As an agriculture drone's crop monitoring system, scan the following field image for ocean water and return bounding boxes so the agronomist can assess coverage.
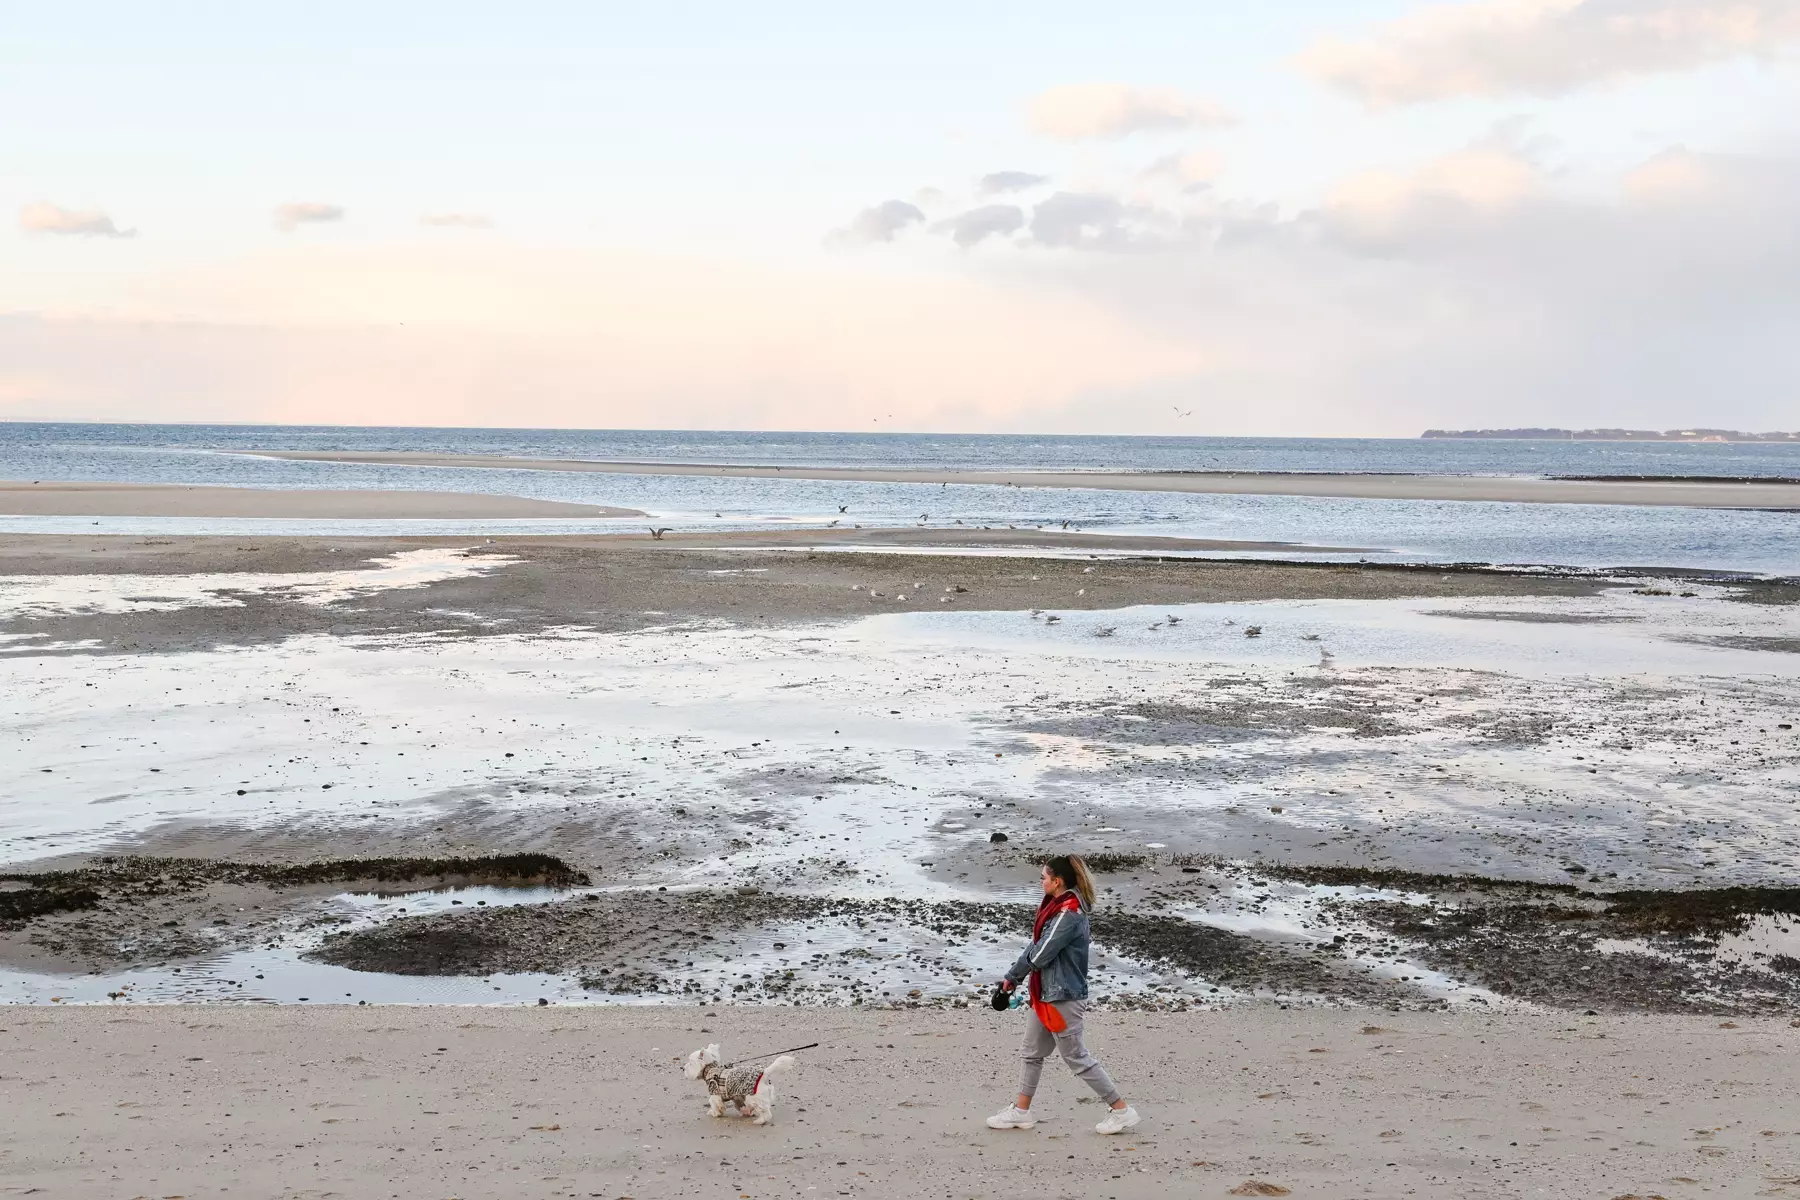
[8,421,1800,476]
[1,422,1797,573]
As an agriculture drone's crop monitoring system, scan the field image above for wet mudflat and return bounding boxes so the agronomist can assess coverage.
[4,536,1800,1013]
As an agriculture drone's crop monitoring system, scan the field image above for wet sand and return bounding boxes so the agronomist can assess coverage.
[0,533,1602,655]
[5,535,1800,1016]
[254,449,1800,508]
[0,479,643,519]
[5,1005,1795,1199]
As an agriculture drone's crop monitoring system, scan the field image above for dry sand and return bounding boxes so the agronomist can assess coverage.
[0,480,642,519]
[255,450,1800,509]
[4,1005,1795,1198]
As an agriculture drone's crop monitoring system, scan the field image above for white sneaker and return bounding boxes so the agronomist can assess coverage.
[986,1104,1037,1130]
[1095,1105,1140,1135]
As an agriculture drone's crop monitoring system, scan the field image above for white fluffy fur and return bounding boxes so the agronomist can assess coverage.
[682,1043,796,1126]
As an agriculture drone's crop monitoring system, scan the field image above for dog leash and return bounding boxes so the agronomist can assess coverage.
[730,1041,819,1065]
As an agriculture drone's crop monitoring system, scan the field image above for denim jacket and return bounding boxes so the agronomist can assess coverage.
[1004,892,1090,1003]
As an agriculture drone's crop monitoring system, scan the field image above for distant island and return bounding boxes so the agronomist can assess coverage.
[1422,427,1800,443]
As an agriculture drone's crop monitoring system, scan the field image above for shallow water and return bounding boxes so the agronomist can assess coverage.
[4,425,1798,571]
[0,548,511,621]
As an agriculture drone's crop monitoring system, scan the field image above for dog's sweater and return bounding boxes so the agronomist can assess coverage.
[703,1064,764,1106]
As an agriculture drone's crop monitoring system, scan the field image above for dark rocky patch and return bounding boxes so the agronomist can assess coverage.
[1599,885,1800,936]
[0,854,590,969]
[0,885,100,923]
[1675,635,1800,655]
[1424,610,1639,625]
[1080,853,1151,873]
[0,853,586,920]
[1334,881,1800,1014]
[1257,863,1581,896]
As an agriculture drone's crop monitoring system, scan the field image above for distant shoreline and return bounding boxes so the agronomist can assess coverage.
[1423,427,1800,443]
[248,451,1800,509]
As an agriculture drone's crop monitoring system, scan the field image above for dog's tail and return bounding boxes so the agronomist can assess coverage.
[761,1055,797,1077]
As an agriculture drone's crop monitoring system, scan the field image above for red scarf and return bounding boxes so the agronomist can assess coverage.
[1028,890,1082,1033]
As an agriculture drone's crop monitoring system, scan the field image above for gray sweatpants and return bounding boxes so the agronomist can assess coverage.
[1018,999,1121,1106]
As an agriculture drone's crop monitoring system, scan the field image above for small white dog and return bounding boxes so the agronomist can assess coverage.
[683,1043,796,1126]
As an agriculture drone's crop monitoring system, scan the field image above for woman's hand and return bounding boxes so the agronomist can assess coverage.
[998,979,1015,992]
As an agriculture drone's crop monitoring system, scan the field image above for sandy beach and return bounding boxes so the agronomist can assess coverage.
[0,480,643,519]
[253,450,1800,509]
[5,1005,1796,1198]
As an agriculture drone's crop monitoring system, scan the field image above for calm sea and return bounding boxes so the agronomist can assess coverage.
[1,422,1796,573]
[7,421,1800,476]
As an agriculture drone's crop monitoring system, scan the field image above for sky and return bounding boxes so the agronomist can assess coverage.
[5,0,1800,436]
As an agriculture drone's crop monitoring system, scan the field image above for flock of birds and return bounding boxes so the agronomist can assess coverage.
[650,502,1337,665]
[646,502,1091,539]
[841,567,1337,665]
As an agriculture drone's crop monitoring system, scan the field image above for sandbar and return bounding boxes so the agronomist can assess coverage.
[3,1005,1788,1198]
[0,479,643,519]
[254,449,1800,508]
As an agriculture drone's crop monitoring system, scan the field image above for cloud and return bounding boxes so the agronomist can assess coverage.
[19,202,133,238]
[825,199,926,248]
[273,202,345,232]
[1137,149,1224,191]
[978,171,1051,195]
[934,204,1026,248]
[969,143,1800,432]
[1028,83,1234,140]
[420,212,493,229]
[1297,0,1800,106]
[1321,131,1548,251]
[1027,192,1131,247]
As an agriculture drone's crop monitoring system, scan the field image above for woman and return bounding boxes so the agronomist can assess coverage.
[986,854,1140,1134]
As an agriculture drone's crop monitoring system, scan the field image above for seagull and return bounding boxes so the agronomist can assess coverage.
[1173,406,1193,418]
[1319,648,1336,665]
[1300,633,1321,642]
[1044,614,1061,624]
[648,527,670,540]
[1166,615,1182,625]
[1076,588,1086,596]
[1092,626,1117,638]
[839,505,849,513]
[1244,625,1263,638]
[828,520,840,527]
